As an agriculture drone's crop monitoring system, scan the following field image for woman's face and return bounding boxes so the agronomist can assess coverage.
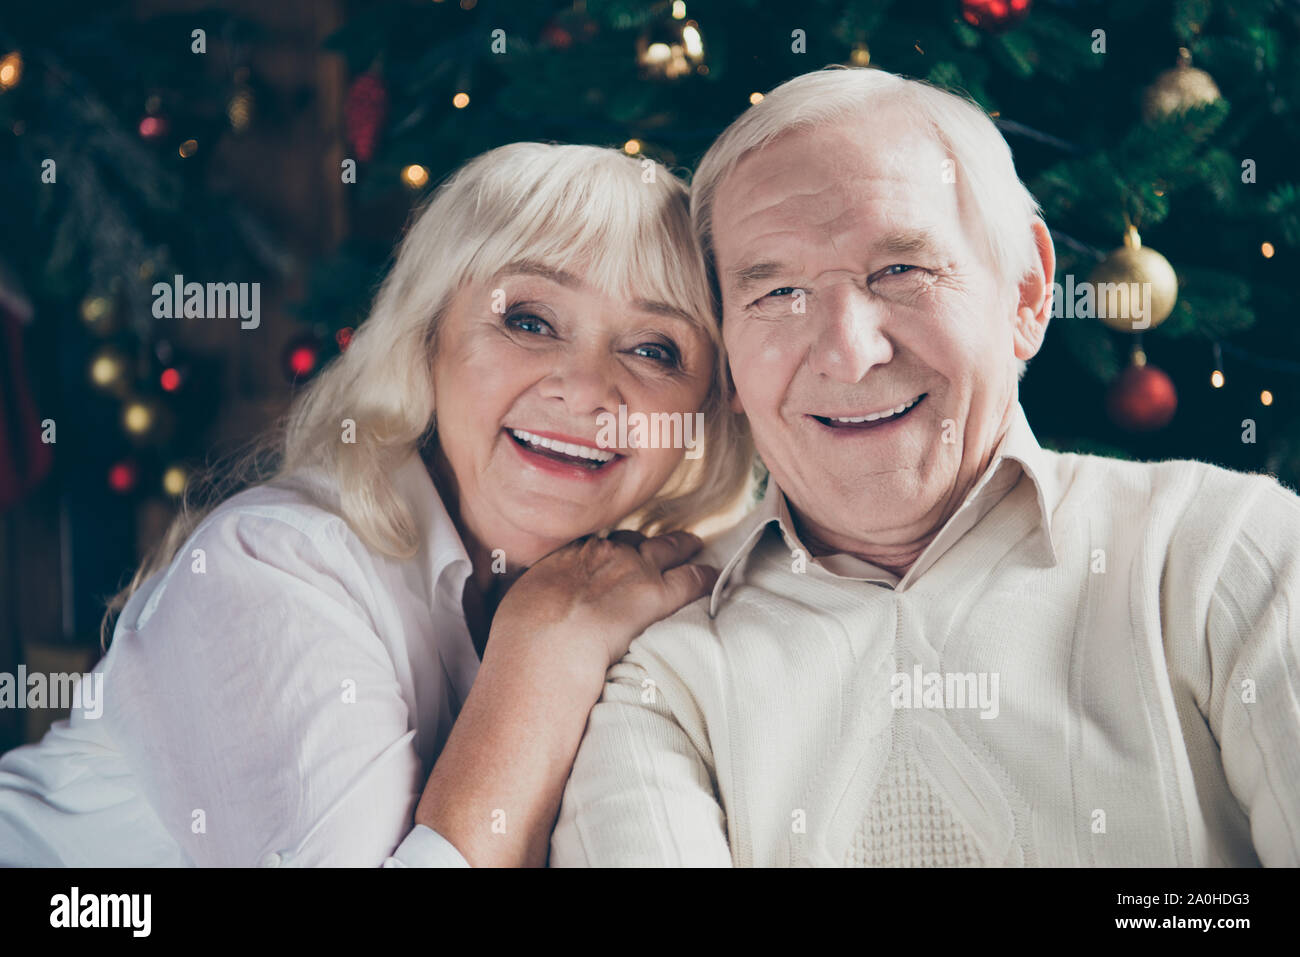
[431,263,715,564]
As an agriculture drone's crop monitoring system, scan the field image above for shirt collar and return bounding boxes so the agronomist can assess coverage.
[395,448,474,599]
[707,402,1059,617]
[393,448,479,696]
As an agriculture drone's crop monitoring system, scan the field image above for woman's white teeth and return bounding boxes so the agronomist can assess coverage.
[510,429,616,462]
[830,395,922,423]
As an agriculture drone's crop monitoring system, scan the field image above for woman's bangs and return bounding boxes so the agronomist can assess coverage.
[463,157,710,330]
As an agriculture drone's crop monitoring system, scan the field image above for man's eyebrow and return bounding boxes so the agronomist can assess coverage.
[729,261,786,296]
[875,229,944,257]
[729,230,946,296]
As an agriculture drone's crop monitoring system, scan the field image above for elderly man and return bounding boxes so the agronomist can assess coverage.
[549,67,1300,867]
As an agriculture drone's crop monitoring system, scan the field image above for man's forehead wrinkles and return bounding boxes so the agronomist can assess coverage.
[727,169,916,234]
[731,199,883,257]
[730,184,842,228]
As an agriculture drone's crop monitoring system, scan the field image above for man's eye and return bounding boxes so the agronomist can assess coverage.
[764,287,798,299]
[631,341,680,366]
[505,312,554,336]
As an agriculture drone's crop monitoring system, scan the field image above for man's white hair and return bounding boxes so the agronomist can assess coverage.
[691,66,1045,380]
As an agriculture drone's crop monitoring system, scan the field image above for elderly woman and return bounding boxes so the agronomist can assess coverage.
[0,143,753,867]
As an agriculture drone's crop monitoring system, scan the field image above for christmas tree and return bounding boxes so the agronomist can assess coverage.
[0,1,294,641]
[315,0,1300,486]
[3,0,1299,647]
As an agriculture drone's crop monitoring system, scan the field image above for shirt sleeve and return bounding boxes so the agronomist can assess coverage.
[383,824,470,867]
[103,506,459,867]
[1201,477,1300,866]
[549,646,732,867]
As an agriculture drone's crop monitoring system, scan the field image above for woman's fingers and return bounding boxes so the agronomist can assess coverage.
[659,561,720,608]
[605,529,647,549]
[636,530,704,571]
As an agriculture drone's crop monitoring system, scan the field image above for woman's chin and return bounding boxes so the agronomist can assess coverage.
[488,503,636,558]
[525,513,629,548]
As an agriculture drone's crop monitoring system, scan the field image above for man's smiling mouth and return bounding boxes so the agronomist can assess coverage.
[811,393,927,429]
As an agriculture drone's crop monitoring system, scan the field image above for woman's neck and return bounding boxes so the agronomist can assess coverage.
[422,440,529,649]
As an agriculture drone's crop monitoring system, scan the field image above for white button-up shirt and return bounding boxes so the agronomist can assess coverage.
[551,404,1300,866]
[0,450,478,866]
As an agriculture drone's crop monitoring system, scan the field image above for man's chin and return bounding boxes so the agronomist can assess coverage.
[791,479,941,539]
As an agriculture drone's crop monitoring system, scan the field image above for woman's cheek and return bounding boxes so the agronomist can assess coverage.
[640,446,688,493]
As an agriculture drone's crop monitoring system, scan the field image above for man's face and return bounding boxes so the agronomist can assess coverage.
[713,110,1035,552]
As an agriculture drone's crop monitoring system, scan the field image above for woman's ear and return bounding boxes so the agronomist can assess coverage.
[1012,219,1056,362]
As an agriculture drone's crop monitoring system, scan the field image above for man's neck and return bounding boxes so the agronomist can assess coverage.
[793,512,929,578]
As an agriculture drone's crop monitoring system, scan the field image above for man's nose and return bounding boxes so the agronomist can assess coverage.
[806,283,894,383]
[538,348,621,417]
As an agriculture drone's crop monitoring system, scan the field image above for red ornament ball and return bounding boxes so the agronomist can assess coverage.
[541,20,573,49]
[541,11,597,49]
[108,460,138,494]
[345,72,389,163]
[138,115,168,140]
[1107,362,1177,431]
[960,0,1033,33]
[160,367,182,392]
[282,333,322,381]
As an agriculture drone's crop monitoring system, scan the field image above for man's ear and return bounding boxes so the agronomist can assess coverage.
[1012,219,1056,362]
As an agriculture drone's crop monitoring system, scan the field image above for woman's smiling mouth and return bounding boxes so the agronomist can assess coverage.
[506,427,623,475]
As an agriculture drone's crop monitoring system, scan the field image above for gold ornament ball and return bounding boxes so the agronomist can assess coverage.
[637,16,704,79]
[0,52,21,90]
[1143,49,1221,122]
[122,399,158,437]
[162,465,188,497]
[1088,225,1179,332]
[80,295,117,336]
[89,346,129,395]
[227,87,253,131]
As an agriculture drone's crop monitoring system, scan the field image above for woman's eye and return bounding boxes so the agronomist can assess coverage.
[764,287,798,299]
[631,341,680,366]
[505,312,554,336]
[882,264,916,277]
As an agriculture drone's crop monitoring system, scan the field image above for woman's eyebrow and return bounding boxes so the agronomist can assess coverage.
[493,262,696,327]
[495,261,584,287]
[633,298,696,326]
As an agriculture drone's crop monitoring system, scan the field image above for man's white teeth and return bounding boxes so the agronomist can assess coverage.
[510,429,616,462]
[829,395,922,423]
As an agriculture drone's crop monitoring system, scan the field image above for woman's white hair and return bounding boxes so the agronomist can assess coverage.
[691,66,1044,379]
[103,142,754,645]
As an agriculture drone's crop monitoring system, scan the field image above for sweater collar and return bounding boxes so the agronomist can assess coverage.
[707,402,1060,617]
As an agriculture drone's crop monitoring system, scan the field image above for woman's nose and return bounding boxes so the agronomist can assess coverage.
[537,350,622,417]
[806,282,894,383]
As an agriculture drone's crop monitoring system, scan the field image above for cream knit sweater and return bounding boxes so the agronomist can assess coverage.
[550,406,1300,867]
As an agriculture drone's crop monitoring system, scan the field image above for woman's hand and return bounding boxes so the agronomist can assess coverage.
[486,530,718,688]
[413,530,716,866]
